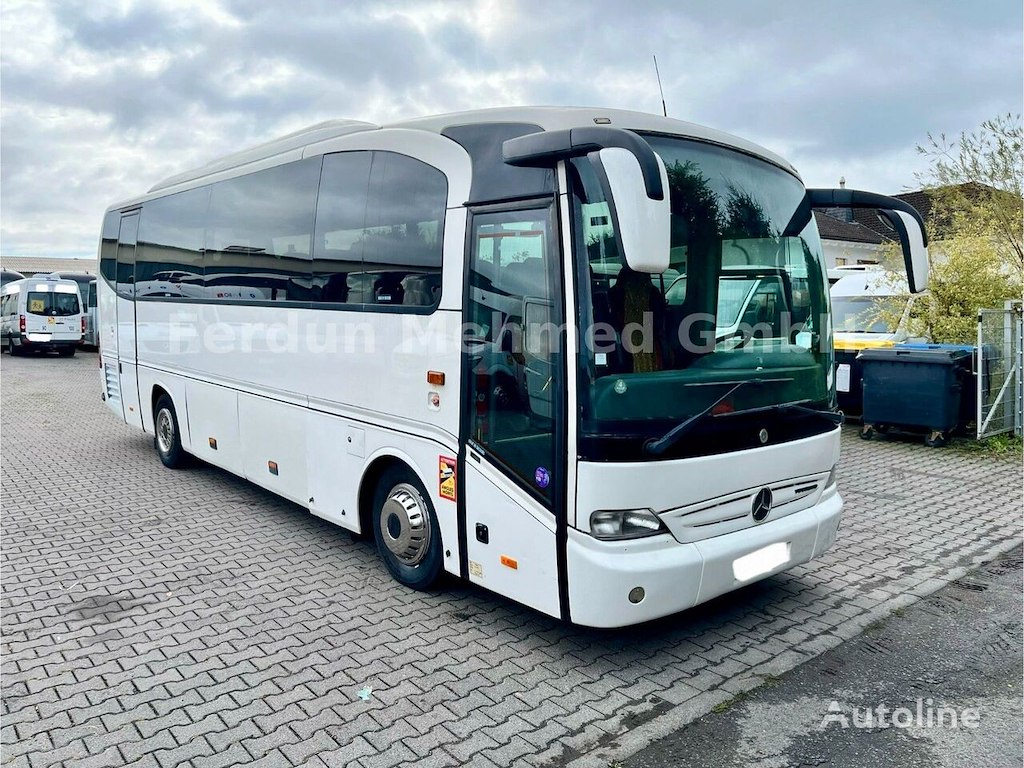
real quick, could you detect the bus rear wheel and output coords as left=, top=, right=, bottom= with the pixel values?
left=372, top=467, right=443, bottom=590
left=154, top=394, right=189, bottom=469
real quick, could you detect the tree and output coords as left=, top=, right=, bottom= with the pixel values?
left=899, top=114, right=1023, bottom=343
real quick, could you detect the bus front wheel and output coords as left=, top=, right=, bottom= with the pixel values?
left=154, top=394, right=189, bottom=469
left=372, top=467, right=443, bottom=590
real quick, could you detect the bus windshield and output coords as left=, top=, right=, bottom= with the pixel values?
left=571, top=136, right=832, bottom=456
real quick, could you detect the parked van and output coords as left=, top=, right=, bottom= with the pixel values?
left=827, top=263, right=878, bottom=286
left=48, top=272, right=98, bottom=346
left=1, top=275, right=84, bottom=356
left=830, top=270, right=921, bottom=412
left=831, top=271, right=917, bottom=344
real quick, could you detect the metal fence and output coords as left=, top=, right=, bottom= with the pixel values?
left=977, top=300, right=1023, bottom=439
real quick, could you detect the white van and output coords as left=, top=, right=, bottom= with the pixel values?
left=830, top=270, right=923, bottom=411
left=1, top=275, right=84, bottom=356
left=827, top=263, right=879, bottom=286
left=830, top=270, right=918, bottom=347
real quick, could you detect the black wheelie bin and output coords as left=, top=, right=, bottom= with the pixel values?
left=858, top=346, right=974, bottom=447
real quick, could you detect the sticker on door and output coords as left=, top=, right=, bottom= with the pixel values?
left=439, top=456, right=457, bottom=502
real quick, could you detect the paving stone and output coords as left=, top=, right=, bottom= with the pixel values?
left=2, top=352, right=1020, bottom=768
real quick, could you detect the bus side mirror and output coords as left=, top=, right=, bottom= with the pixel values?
left=502, top=126, right=671, bottom=274
left=875, top=209, right=929, bottom=294
left=590, top=148, right=671, bottom=274
left=807, top=188, right=930, bottom=293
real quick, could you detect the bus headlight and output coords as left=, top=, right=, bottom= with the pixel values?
left=822, top=464, right=839, bottom=499
left=590, top=509, right=667, bottom=540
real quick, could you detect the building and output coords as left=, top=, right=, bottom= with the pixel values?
left=0, top=256, right=98, bottom=277
left=813, top=209, right=886, bottom=269
left=813, top=181, right=1012, bottom=269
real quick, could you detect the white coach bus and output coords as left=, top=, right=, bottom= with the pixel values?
left=98, top=107, right=929, bottom=627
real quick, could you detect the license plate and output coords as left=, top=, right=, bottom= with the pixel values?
left=733, top=542, right=790, bottom=582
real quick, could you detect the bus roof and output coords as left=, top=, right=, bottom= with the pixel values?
left=139, top=106, right=797, bottom=203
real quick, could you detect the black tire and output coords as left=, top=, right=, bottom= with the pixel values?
left=372, top=466, right=443, bottom=590
left=58, top=346, right=76, bottom=357
left=153, top=394, right=189, bottom=469
left=8, top=338, right=21, bottom=356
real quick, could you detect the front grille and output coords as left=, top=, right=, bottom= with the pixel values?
left=659, top=471, right=829, bottom=543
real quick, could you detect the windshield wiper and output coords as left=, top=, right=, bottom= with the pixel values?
left=711, top=398, right=845, bottom=425
left=644, top=378, right=779, bottom=457
left=755, top=400, right=845, bottom=425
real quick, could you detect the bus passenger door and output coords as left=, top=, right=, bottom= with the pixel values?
left=115, top=212, right=143, bottom=429
left=460, top=204, right=566, bottom=620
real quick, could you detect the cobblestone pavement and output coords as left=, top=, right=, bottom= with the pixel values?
left=2, top=352, right=1021, bottom=768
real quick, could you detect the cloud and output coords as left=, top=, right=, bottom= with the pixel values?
left=1, top=0, right=1021, bottom=258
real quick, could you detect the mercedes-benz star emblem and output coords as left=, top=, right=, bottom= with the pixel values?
left=751, top=487, right=773, bottom=521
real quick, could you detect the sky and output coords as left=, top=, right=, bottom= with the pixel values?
left=1, top=0, right=1022, bottom=260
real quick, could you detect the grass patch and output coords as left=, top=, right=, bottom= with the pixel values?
left=758, top=673, right=783, bottom=688
left=710, top=673, right=785, bottom=714
left=712, top=697, right=739, bottom=714
left=864, top=618, right=887, bottom=635
left=949, top=433, right=1023, bottom=457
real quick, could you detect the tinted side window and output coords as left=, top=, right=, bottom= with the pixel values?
left=205, top=158, right=321, bottom=301
left=99, top=211, right=120, bottom=284
left=311, top=151, right=446, bottom=309
left=311, top=151, right=373, bottom=304
left=116, top=214, right=139, bottom=298
left=363, top=152, right=446, bottom=308
left=136, top=187, right=210, bottom=299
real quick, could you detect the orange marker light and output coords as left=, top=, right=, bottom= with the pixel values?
left=268, top=461, right=279, bottom=475
left=500, top=555, right=518, bottom=570
left=427, top=371, right=445, bottom=386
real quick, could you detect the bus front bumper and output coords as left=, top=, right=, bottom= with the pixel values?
left=566, top=492, right=842, bottom=628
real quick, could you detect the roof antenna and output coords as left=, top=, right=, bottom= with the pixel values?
left=653, top=55, right=668, bottom=117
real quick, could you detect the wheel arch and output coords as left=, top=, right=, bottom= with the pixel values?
left=144, top=377, right=192, bottom=450
left=357, top=448, right=434, bottom=539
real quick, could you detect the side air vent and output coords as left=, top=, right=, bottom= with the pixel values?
left=103, top=363, right=121, bottom=407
